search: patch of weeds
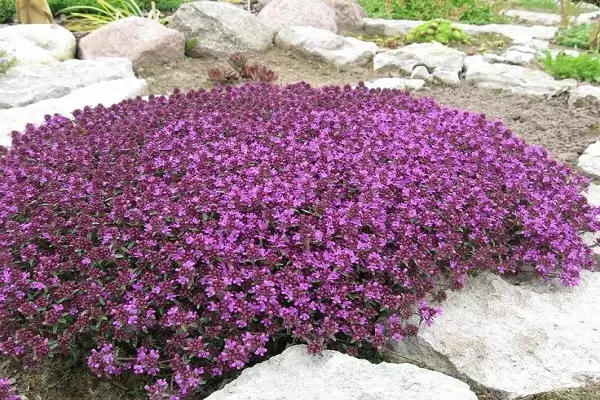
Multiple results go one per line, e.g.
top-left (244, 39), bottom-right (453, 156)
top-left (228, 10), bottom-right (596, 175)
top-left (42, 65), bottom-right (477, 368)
top-left (555, 24), bottom-right (594, 49)
top-left (406, 19), bottom-right (471, 45)
top-left (510, 0), bottom-right (595, 14)
top-left (0, 0), bottom-right (16, 22)
top-left (541, 51), bottom-right (600, 83)
top-left (357, 0), bottom-right (508, 25)
top-left (0, 51), bottom-right (16, 74)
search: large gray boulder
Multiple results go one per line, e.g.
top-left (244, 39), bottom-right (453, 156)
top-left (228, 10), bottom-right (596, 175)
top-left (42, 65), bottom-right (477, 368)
top-left (464, 56), bottom-right (577, 97)
top-left (170, 2), bottom-right (274, 58)
top-left (390, 271), bottom-right (600, 399)
top-left (374, 42), bottom-right (465, 86)
top-left (0, 58), bottom-right (136, 109)
top-left (206, 345), bottom-right (478, 400)
top-left (0, 78), bottom-right (147, 147)
top-left (78, 17), bottom-right (185, 70)
top-left (0, 24), bottom-right (75, 66)
top-left (258, 0), bottom-right (338, 33)
top-left (275, 26), bottom-right (377, 68)
top-left (322, 0), bottom-right (365, 31)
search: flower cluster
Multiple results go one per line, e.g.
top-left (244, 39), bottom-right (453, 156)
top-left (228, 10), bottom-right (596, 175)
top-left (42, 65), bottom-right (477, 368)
top-left (0, 377), bottom-right (21, 400)
top-left (0, 83), bottom-right (597, 397)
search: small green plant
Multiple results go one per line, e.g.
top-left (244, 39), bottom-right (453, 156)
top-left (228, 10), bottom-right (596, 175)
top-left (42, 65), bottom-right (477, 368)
top-left (185, 38), bottom-right (199, 56)
top-left (208, 52), bottom-right (278, 85)
top-left (541, 51), bottom-right (600, 83)
top-left (0, 51), bottom-right (17, 74)
top-left (59, 0), bottom-right (166, 31)
top-left (0, 0), bottom-right (16, 22)
top-left (49, 0), bottom-right (183, 15)
top-left (554, 24), bottom-right (594, 49)
top-left (406, 19), bottom-right (470, 45)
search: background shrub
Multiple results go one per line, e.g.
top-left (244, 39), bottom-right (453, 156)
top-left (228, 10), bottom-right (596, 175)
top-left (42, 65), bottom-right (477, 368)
top-left (0, 0), bottom-right (16, 23)
top-left (358, 0), bottom-right (506, 25)
top-left (541, 52), bottom-right (600, 82)
top-left (0, 83), bottom-right (597, 398)
top-left (406, 19), bottom-right (470, 44)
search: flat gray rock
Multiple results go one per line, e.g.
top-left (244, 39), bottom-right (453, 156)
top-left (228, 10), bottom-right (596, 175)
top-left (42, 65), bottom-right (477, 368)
top-left (0, 78), bottom-right (147, 147)
top-left (170, 2), bottom-right (274, 57)
top-left (390, 271), bottom-right (600, 399)
top-left (275, 26), bottom-right (377, 67)
top-left (464, 57), bottom-right (576, 96)
top-left (206, 345), bottom-right (478, 400)
top-left (503, 9), bottom-right (563, 25)
top-left (374, 42), bottom-right (465, 86)
top-left (0, 58), bottom-right (136, 109)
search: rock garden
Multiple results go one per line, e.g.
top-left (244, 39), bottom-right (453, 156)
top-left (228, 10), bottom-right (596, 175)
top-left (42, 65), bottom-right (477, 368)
top-left (1, 0), bottom-right (600, 399)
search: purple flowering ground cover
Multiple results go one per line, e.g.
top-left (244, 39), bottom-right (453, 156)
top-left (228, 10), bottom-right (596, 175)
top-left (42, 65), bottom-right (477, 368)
top-left (0, 82), bottom-right (598, 398)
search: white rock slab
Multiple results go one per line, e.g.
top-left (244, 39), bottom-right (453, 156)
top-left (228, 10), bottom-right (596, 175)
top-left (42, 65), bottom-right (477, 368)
top-left (0, 78), bottom-right (147, 148)
top-left (390, 271), bottom-right (600, 399)
top-left (503, 9), bottom-right (563, 25)
top-left (0, 24), bottom-right (76, 63)
top-left (568, 84), bottom-right (600, 108)
top-left (411, 65), bottom-right (432, 81)
top-left (275, 26), bottom-right (377, 67)
top-left (362, 18), bottom-right (422, 36)
top-left (581, 183), bottom-right (600, 260)
top-left (464, 58), bottom-right (576, 96)
top-left (0, 58), bottom-right (136, 109)
top-left (374, 42), bottom-right (465, 85)
top-left (578, 141), bottom-right (600, 178)
top-left (364, 77), bottom-right (425, 90)
top-left (206, 345), bottom-right (478, 400)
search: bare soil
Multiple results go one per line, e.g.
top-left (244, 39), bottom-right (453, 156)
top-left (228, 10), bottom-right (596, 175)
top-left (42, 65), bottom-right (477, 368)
top-left (139, 49), bottom-right (600, 167)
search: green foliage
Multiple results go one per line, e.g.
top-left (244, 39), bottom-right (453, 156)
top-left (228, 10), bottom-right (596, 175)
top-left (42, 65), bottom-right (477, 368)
top-left (541, 51), bottom-right (600, 83)
top-left (512, 0), bottom-right (597, 14)
top-left (0, 51), bottom-right (17, 74)
top-left (0, 0), bottom-right (16, 23)
top-left (357, 0), bottom-right (507, 25)
top-left (406, 19), bottom-right (470, 44)
top-left (185, 38), bottom-right (198, 55)
top-left (555, 24), bottom-right (594, 49)
top-left (49, 0), bottom-right (183, 15)
top-left (59, 0), bottom-right (167, 31)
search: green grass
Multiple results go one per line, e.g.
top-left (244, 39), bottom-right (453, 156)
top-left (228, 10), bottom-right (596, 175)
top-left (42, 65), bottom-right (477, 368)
top-left (511, 0), bottom-right (598, 14)
top-left (541, 51), bottom-right (600, 83)
top-left (0, 0), bottom-right (16, 22)
top-left (357, 0), bottom-right (508, 25)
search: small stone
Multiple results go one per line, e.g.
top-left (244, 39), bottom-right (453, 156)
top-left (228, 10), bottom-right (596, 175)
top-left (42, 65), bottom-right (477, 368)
top-left (364, 77), bottom-right (425, 90)
top-left (569, 85), bottom-right (600, 108)
top-left (578, 141), bottom-right (600, 178)
top-left (411, 65), bottom-right (432, 81)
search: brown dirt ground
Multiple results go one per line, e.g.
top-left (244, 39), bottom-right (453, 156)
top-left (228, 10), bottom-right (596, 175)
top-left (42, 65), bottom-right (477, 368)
top-left (139, 48), bottom-right (600, 168)
top-left (6, 49), bottom-right (600, 400)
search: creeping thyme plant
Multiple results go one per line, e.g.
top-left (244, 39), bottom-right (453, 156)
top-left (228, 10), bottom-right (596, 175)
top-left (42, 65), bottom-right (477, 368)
top-left (0, 83), bottom-right (598, 398)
